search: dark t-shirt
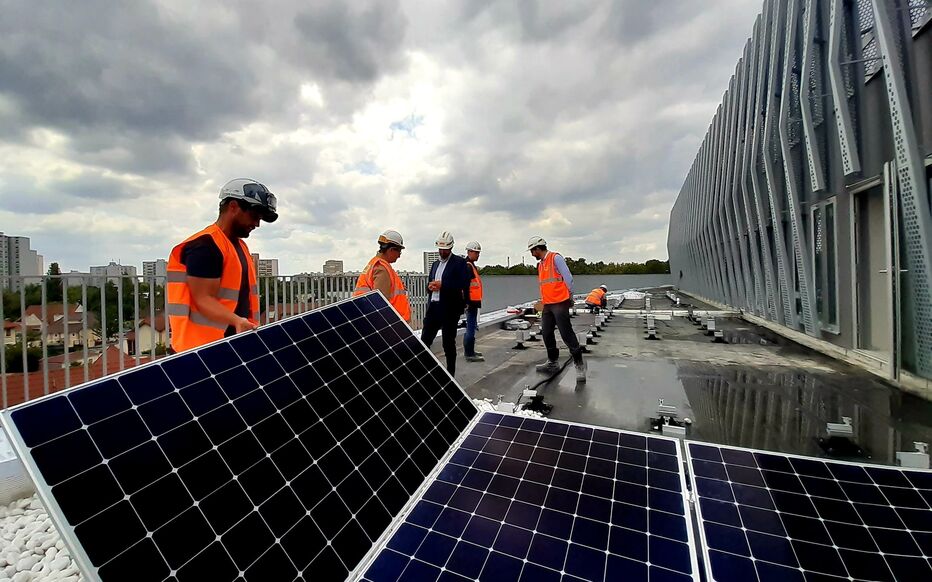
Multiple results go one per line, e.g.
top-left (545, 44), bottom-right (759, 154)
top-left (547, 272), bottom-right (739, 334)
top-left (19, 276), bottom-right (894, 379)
top-left (180, 234), bottom-right (251, 336)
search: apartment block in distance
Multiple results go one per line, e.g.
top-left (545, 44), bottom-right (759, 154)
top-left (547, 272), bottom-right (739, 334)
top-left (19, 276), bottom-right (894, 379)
top-left (322, 260), bottom-right (344, 274)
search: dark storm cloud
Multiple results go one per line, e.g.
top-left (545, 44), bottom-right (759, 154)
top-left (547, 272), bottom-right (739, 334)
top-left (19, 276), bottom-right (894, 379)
top-left (292, 0), bottom-right (408, 83)
top-left (0, 171), bottom-right (141, 214)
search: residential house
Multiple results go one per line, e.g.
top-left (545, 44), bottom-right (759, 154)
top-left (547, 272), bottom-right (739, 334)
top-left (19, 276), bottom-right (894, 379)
top-left (3, 321), bottom-right (17, 346)
top-left (125, 313), bottom-right (168, 355)
top-left (19, 303), bottom-right (100, 347)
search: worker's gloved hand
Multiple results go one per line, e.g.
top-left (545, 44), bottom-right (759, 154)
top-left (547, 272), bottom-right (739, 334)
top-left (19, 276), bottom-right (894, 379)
top-left (234, 317), bottom-right (258, 334)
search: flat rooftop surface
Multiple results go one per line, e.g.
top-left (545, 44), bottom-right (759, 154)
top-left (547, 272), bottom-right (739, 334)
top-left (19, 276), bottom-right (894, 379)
top-left (445, 292), bottom-right (932, 467)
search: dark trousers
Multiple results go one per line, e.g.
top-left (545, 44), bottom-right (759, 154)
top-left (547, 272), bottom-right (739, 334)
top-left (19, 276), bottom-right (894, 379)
top-left (421, 302), bottom-right (461, 376)
top-left (541, 299), bottom-right (583, 364)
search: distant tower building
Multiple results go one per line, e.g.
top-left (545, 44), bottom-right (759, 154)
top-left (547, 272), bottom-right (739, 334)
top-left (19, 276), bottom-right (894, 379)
top-left (142, 259), bottom-right (168, 280)
top-left (423, 251), bottom-right (440, 274)
top-left (1, 233), bottom-right (44, 290)
top-left (251, 253), bottom-right (260, 275)
top-left (322, 260), bottom-right (344, 274)
top-left (258, 258), bottom-right (279, 277)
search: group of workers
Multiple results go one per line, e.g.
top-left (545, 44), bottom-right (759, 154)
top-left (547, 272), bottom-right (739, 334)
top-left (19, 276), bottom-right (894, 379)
top-left (167, 179), bottom-right (605, 383)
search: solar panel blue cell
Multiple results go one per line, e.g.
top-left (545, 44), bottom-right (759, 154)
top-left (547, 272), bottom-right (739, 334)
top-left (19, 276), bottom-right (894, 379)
top-left (2, 293), bottom-right (477, 581)
top-left (363, 412), bottom-right (697, 581)
top-left (687, 441), bottom-right (932, 582)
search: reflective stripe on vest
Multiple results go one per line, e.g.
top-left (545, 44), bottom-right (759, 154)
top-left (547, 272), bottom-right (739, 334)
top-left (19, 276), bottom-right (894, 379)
top-left (353, 256), bottom-right (412, 322)
top-left (167, 224), bottom-right (259, 352)
top-left (538, 252), bottom-right (571, 304)
top-left (468, 262), bottom-right (483, 302)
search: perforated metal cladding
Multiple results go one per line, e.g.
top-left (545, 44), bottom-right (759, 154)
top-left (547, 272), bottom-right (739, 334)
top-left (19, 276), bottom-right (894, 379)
top-left (829, 0), bottom-right (861, 175)
top-left (910, 0), bottom-right (931, 31)
top-left (872, 0), bottom-right (932, 377)
top-left (780, 0), bottom-right (819, 337)
top-left (801, 0), bottom-right (827, 193)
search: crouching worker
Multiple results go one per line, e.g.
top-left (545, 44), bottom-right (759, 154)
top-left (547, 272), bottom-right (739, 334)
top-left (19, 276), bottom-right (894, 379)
top-left (585, 285), bottom-right (608, 313)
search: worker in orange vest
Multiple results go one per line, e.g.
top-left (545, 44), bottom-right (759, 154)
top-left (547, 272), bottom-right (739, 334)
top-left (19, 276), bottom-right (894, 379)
top-left (353, 230), bottom-right (411, 322)
top-left (528, 236), bottom-right (586, 383)
top-left (167, 179), bottom-right (277, 353)
top-left (464, 241), bottom-right (484, 362)
top-left (585, 285), bottom-right (608, 313)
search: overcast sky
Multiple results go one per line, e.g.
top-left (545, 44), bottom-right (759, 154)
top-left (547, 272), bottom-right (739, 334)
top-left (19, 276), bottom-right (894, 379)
top-left (0, 0), bottom-right (761, 274)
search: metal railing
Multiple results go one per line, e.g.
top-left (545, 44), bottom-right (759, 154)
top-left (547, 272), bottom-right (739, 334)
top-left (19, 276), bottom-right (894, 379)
top-left (1, 272), bottom-right (428, 408)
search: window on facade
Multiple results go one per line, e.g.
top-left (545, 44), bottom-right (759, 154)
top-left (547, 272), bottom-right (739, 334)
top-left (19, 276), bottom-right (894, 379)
top-left (812, 199), bottom-right (839, 332)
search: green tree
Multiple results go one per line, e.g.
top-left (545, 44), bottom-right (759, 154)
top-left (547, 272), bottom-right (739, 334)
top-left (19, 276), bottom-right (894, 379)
top-left (4, 342), bottom-right (42, 373)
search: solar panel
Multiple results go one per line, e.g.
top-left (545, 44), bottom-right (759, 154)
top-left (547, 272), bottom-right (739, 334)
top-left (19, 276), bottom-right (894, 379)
top-left (362, 411), bottom-right (700, 582)
top-left (1, 293), bottom-right (477, 582)
top-left (685, 442), bottom-right (932, 582)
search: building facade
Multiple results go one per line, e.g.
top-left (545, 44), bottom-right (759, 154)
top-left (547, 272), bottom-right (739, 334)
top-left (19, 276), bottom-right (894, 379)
top-left (142, 259), bottom-right (168, 280)
top-left (322, 260), bottom-right (344, 274)
top-left (0, 233), bottom-right (44, 290)
top-left (89, 262), bottom-right (137, 285)
top-left (258, 258), bottom-right (279, 278)
top-left (423, 251), bottom-right (440, 275)
top-left (668, 0), bottom-right (932, 386)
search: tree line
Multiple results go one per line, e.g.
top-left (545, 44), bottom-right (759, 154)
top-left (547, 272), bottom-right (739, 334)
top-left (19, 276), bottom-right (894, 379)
top-left (479, 258), bottom-right (670, 276)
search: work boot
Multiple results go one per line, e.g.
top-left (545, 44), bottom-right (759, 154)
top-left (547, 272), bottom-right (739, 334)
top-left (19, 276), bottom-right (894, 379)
top-left (465, 354), bottom-right (485, 362)
top-left (474, 351), bottom-right (484, 357)
top-left (536, 360), bottom-right (560, 374)
top-left (575, 359), bottom-right (587, 383)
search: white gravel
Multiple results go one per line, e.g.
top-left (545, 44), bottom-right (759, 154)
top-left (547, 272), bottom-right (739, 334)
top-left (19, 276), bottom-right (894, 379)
top-left (0, 495), bottom-right (80, 582)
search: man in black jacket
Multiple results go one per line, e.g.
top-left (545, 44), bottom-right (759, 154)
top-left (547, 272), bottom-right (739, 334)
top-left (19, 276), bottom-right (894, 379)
top-left (421, 231), bottom-right (471, 376)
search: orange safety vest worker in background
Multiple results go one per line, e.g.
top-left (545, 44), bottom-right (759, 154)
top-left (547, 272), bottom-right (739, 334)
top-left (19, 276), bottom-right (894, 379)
top-left (468, 262), bottom-right (483, 303)
top-left (353, 230), bottom-right (411, 322)
top-left (167, 179), bottom-right (277, 353)
top-left (537, 251), bottom-right (572, 304)
top-left (528, 236), bottom-right (586, 382)
top-left (586, 287), bottom-right (606, 306)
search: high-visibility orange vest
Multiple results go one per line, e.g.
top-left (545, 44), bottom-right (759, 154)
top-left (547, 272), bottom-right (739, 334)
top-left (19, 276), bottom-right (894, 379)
top-left (538, 252), bottom-right (571, 304)
top-left (586, 288), bottom-right (606, 305)
top-left (468, 262), bottom-right (483, 303)
top-left (167, 224), bottom-right (259, 353)
top-left (354, 256), bottom-right (411, 322)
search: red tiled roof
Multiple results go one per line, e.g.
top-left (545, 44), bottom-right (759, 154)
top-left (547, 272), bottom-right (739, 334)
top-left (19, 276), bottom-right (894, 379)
top-left (20, 303), bottom-right (82, 324)
top-left (2, 345), bottom-right (155, 407)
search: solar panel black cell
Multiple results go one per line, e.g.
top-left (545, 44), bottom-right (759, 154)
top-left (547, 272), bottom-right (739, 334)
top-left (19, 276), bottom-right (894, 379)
top-left (687, 442), bottom-right (932, 582)
top-left (2, 293), bottom-right (477, 582)
top-left (363, 412), bottom-right (697, 582)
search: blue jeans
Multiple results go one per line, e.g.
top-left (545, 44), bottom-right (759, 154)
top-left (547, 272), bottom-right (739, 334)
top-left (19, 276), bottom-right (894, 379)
top-left (464, 306), bottom-right (479, 356)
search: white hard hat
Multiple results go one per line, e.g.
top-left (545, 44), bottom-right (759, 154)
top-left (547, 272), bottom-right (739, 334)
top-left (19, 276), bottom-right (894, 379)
top-left (435, 231), bottom-right (455, 249)
top-left (600, 284), bottom-right (608, 291)
top-left (378, 230), bottom-right (405, 249)
top-left (527, 235), bottom-right (547, 251)
top-left (219, 178), bottom-right (278, 222)
top-left (465, 241), bottom-right (481, 252)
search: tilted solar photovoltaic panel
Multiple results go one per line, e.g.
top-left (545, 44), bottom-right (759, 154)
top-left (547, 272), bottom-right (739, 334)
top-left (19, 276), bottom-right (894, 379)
top-left (685, 441), bottom-right (932, 582)
top-left (362, 411), bottom-right (700, 582)
top-left (1, 293), bottom-right (477, 582)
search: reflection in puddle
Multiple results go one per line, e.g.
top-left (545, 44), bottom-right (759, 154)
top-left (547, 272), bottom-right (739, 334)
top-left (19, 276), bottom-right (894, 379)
top-left (677, 361), bottom-right (932, 465)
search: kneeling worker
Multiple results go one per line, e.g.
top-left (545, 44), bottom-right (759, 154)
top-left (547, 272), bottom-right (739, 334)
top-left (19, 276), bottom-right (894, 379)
top-left (585, 284), bottom-right (608, 313)
top-left (528, 236), bottom-right (586, 382)
top-left (167, 178), bottom-right (278, 353)
top-left (353, 230), bottom-right (411, 322)
top-left (464, 241), bottom-right (484, 362)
